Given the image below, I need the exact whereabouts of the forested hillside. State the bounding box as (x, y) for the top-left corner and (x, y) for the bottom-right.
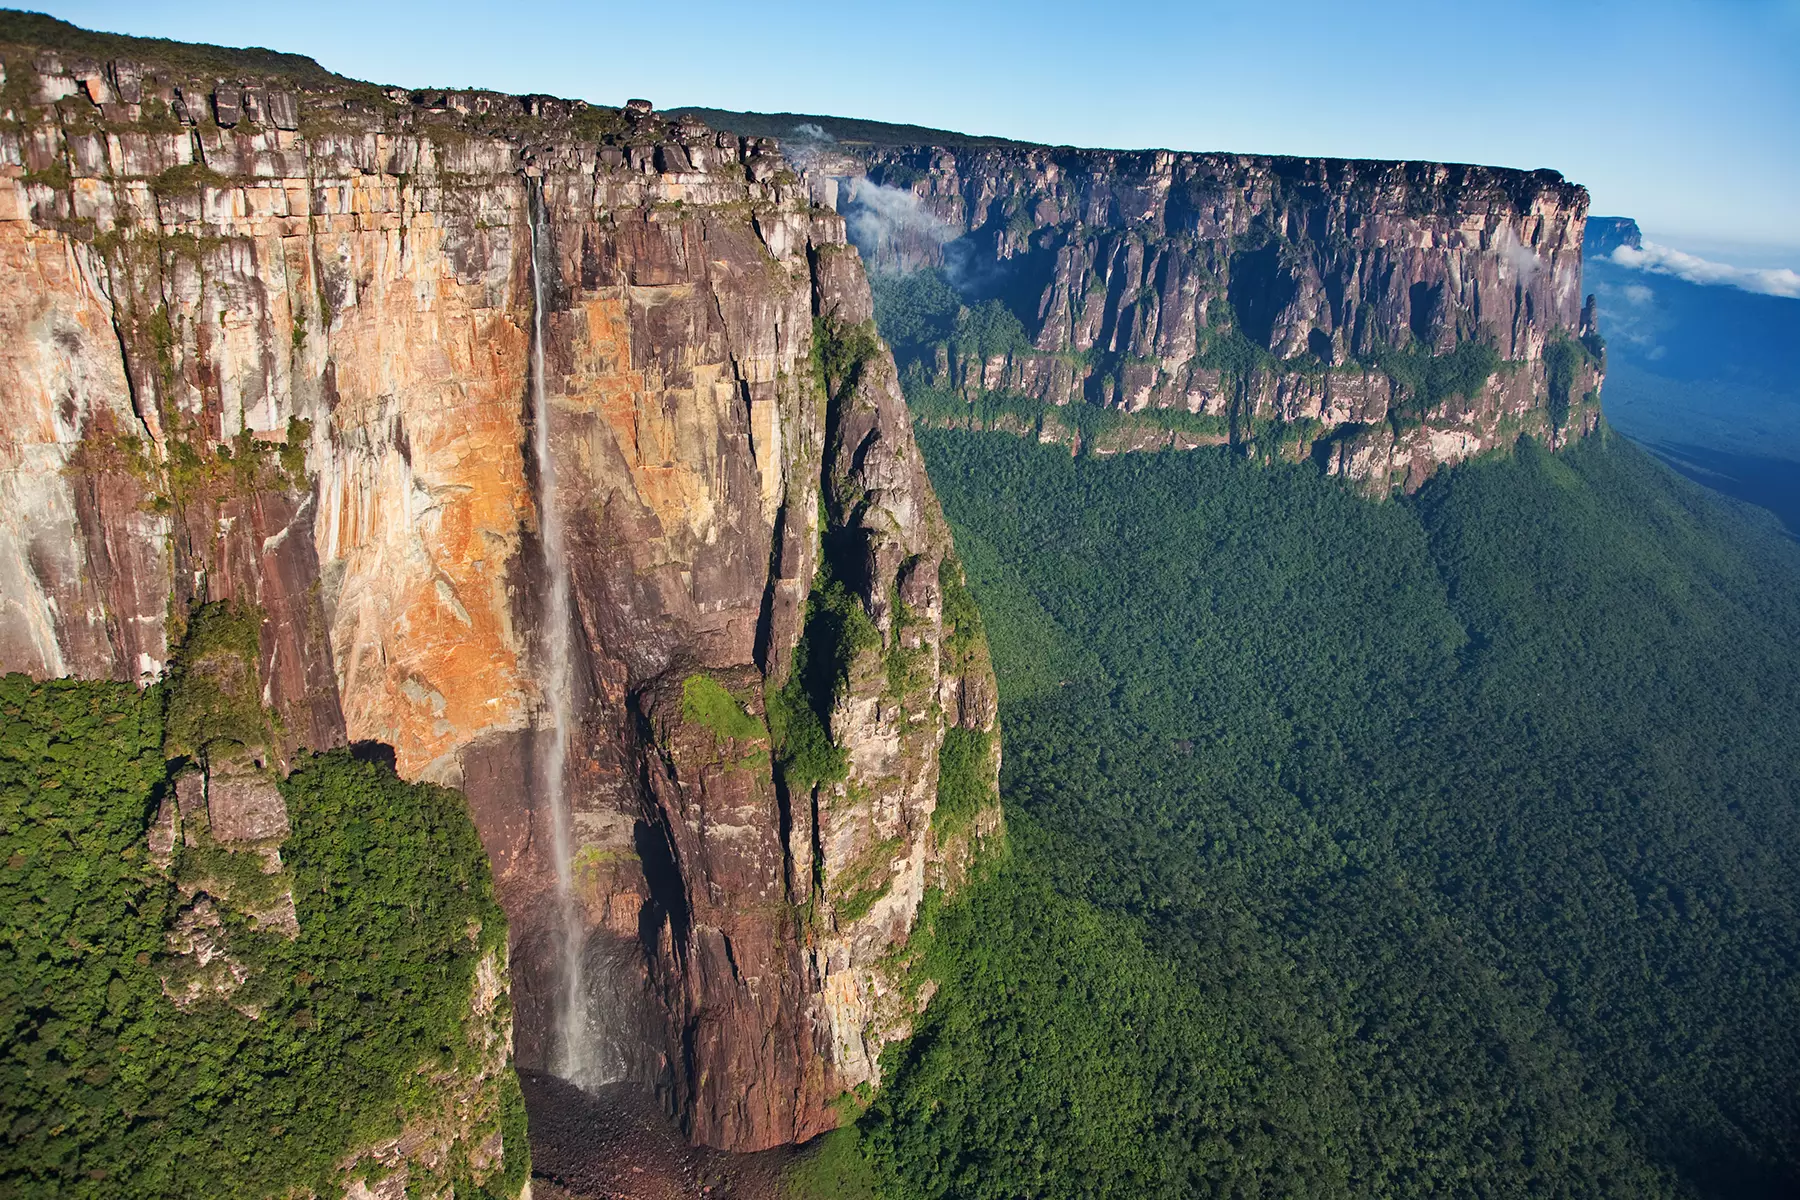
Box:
(0, 671), (527, 1197)
(810, 429), (1800, 1198)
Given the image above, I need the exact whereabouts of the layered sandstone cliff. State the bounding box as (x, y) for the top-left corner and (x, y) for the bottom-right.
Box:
(679, 111), (1606, 490)
(0, 14), (999, 1154)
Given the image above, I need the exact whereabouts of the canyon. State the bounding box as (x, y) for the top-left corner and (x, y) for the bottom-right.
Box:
(0, 12), (999, 1167)
(0, 12), (1611, 1192)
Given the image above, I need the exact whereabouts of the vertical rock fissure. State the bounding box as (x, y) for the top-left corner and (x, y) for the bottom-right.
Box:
(526, 176), (605, 1090)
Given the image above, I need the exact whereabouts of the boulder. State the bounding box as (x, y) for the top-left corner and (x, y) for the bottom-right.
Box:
(206, 772), (290, 843)
(265, 90), (300, 131)
(212, 84), (242, 127)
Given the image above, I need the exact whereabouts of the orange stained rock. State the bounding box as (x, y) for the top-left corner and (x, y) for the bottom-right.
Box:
(579, 297), (647, 462)
(0, 222), (125, 448)
(565, 294), (713, 535)
(318, 229), (536, 778)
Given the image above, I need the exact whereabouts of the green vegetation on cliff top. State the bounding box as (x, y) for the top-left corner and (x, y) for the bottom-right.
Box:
(0, 11), (341, 84)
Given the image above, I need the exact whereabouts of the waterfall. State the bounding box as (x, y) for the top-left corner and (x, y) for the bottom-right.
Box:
(526, 178), (601, 1089)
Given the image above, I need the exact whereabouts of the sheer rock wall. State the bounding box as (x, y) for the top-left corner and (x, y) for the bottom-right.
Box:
(0, 22), (999, 1153)
(777, 131), (1606, 489)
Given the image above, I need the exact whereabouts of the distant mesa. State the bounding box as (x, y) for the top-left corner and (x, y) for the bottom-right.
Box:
(1584, 216), (1643, 259)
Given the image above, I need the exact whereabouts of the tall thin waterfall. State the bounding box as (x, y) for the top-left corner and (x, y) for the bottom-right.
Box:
(526, 179), (598, 1087)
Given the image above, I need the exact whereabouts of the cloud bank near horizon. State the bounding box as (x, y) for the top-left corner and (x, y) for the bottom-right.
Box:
(1611, 242), (1800, 300)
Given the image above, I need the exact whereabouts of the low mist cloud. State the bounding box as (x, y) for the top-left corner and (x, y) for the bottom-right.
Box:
(1594, 280), (1663, 357)
(1495, 226), (1543, 281)
(780, 121), (836, 170)
(842, 179), (954, 261)
(1612, 241), (1800, 299)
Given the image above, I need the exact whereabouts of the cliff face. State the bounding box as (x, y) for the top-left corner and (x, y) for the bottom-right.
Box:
(681, 113), (1606, 490)
(0, 16), (999, 1156)
(1583, 215), (1642, 258)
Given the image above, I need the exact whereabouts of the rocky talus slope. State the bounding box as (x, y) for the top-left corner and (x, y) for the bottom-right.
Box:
(681, 110), (1607, 490)
(0, 14), (999, 1156)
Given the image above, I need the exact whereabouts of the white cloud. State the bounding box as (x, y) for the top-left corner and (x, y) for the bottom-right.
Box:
(843, 180), (953, 255)
(1592, 280), (1662, 355)
(1611, 241), (1800, 299)
(1495, 225), (1542, 281)
(779, 122), (838, 170)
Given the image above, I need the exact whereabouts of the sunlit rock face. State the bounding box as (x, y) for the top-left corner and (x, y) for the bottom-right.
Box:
(779, 134), (1604, 489)
(0, 23), (998, 1152)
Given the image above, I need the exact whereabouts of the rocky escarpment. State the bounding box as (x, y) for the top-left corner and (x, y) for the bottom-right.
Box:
(680, 111), (1607, 491)
(0, 13), (999, 1158)
(1583, 215), (1642, 258)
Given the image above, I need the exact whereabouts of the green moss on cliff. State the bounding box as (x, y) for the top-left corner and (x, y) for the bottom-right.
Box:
(161, 600), (271, 765)
(767, 681), (847, 798)
(938, 555), (985, 673)
(681, 673), (766, 744)
(20, 158), (71, 192)
(881, 590), (932, 706)
(769, 570), (877, 797)
(1365, 336), (1502, 420)
(812, 316), (883, 405)
(147, 163), (237, 199)
(832, 836), (904, 924)
(1543, 333), (1601, 431)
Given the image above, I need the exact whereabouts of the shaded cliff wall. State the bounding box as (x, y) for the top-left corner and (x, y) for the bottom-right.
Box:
(858, 146), (1602, 487)
(0, 17), (999, 1153)
(677, 113), (1606, 490)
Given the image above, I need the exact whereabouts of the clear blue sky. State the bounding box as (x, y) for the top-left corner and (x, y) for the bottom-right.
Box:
(31, 0), (1800, 254)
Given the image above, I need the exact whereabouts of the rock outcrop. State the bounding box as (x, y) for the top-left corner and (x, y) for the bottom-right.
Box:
(148, 690), (521, 1198)
(680, 110), (1607, 491)
(0, 14), (1000, 1155)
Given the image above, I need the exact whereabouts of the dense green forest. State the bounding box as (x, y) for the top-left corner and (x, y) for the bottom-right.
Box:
(801, 426), (1800, 1198)
(0, 666), (526, 1196)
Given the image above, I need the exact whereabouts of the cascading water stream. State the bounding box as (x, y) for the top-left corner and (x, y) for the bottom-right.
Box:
(526, 178), (599, 1088)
